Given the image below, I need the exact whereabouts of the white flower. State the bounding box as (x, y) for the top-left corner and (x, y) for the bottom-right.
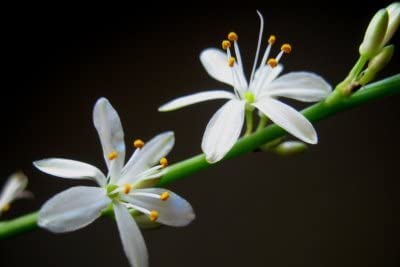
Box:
(0, 172), (31, 216)
(159, 12), (332, 163)
(34, 97), (195, 267)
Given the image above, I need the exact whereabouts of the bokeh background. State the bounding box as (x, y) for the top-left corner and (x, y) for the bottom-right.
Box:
(1, 2), (399, 266)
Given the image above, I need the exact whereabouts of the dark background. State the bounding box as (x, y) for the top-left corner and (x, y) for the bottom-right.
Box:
(1, 2), (399, 267)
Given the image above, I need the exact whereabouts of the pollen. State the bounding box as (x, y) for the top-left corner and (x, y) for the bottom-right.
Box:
(1, 203), (10, 212)
(227, 32), (238, 41)
(228, 57), (236, 67)
(160, 157), (168, 168)
(222, 40), (231, 50)
(108, 151), (118, 160)
(268, 35), (276, 44)
(160, 191), (170, 201)
(123, 184), (133, 194)
(267, 58), (278, 68)
(133, 139), (144, 148)
(281, 44), (292, 54)
(149, 210), (159, 222)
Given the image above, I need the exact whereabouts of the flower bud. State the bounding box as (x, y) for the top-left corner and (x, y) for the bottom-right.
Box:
(359, 9), (389, 57)
(359, 45), (395, 85)
(274, 141), (307, 156)
(383, 2), (400, 45)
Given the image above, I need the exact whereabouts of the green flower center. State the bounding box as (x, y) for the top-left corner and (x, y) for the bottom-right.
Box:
(106, 184), (119, 199)
(244, 91), (255, 103)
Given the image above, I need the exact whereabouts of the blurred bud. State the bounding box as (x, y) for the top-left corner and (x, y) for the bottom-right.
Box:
(359, 45), (395, 85)
(274, 141), (308, 156)
(383, 2), (400, 45)
(359, 9), (389, 57)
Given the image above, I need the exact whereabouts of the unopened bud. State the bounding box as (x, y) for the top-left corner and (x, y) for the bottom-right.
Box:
(383, 2), (400, 45)
(274, 141), (307, 156)
(359, 9), (389, 57)
(359, 45), (395, 85)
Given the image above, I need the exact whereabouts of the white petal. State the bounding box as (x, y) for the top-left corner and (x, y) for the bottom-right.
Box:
(253, 97), (318, 144)
(93, 97), (125, 182)
(201, 99), (245, 163)
(158, 90), (235, 112)
(251, 64), (284, 96)
(0, 172), (28, 210)
(114, 203), (148, 267)
(33, 158), (107, 187)
(119, 132), (174, 185)
(124, 188), (195, 227)
(200, 48), (234, 86)
(261, 72), (332, 102)
(38, 186), (111, 233)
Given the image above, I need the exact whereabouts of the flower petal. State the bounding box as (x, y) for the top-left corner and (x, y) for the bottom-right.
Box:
(93, 97), (125, 182)
(38, 186), (110, 233)
(253, 97), (318, 144)
(123, 188), (195, 227)
(114, 202), (148, 267)
(261, 72), (332, 102)
(119, 132), (174, 185)
(200, 48), (235, 86)
(251, 64), (284, 96)
(0, 172), (28, 211)
(158, 90), (235, 112)
(33, 158), (107, 187)
(201, 99), (245, 163)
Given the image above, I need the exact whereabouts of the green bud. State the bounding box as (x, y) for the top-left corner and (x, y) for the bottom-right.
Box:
(359, 9), (389, 57)
(274, 141), (307, 156)
(359, 45), (395, 85)
(383, 2), (400, 45)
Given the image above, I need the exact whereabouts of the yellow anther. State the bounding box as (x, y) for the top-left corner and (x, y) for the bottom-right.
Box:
(228, 57), (236, 67)
(267, 58), (278, 68)
(281, 43), (292, 54)
(160, 157), (168, 168)
(268, 35), (276, 44)
(160, 192), (170, 201)
(222, 40), (231, 50)
(149, 210), (159, 222)
(133, 139), (144, 148)
(2, 203), (10, 212)
(108, 151), (118, 160)
(123, 184), (133, 194)
(227, 32), (238, 41)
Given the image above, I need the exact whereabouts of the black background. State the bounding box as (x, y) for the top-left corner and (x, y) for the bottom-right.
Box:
(1, 2), (399, 267)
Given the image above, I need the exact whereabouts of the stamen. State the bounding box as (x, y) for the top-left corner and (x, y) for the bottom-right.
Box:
(160, 157), (168, 168)
(228, 32), (238, 41)
(228, 57), (236, 67)
(160, 192), (170, 201)
(268, 35), (276, 44)
(108, 151), (118, 160)
(267, 58), (278, 68)
(123, 184), (133, 194)
(281, 44), (292, 54)
(133, 139), (144, 148)
(2, 203), (10, 212)
(222, 40), (231, 50)
(149, 210), (159, 222)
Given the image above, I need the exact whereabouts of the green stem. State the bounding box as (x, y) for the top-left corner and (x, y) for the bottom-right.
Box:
(244, 109), (254, 136)
(0, 74), (399, 240)
(256, 115), (268, 132)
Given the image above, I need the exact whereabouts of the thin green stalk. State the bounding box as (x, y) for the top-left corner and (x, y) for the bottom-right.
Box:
(0, 74), (399, 240)
(244, 109), (254, 136)
(256, 115), (268, 132)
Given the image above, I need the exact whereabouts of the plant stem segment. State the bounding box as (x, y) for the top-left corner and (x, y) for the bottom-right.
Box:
(0, 74), (399, 240)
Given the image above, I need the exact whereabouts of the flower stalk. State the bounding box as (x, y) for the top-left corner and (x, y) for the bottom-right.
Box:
(1, 73), (399, 240)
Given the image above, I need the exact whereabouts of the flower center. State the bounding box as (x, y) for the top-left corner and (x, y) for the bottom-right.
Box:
(106, 184), (119, 199)
(244, 91), (255, 103)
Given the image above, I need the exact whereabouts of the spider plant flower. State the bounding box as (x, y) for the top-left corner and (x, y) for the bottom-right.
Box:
(0, 172), (31, 216)
(159, 12), (331, 163)
(34, 98), (195, 267)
